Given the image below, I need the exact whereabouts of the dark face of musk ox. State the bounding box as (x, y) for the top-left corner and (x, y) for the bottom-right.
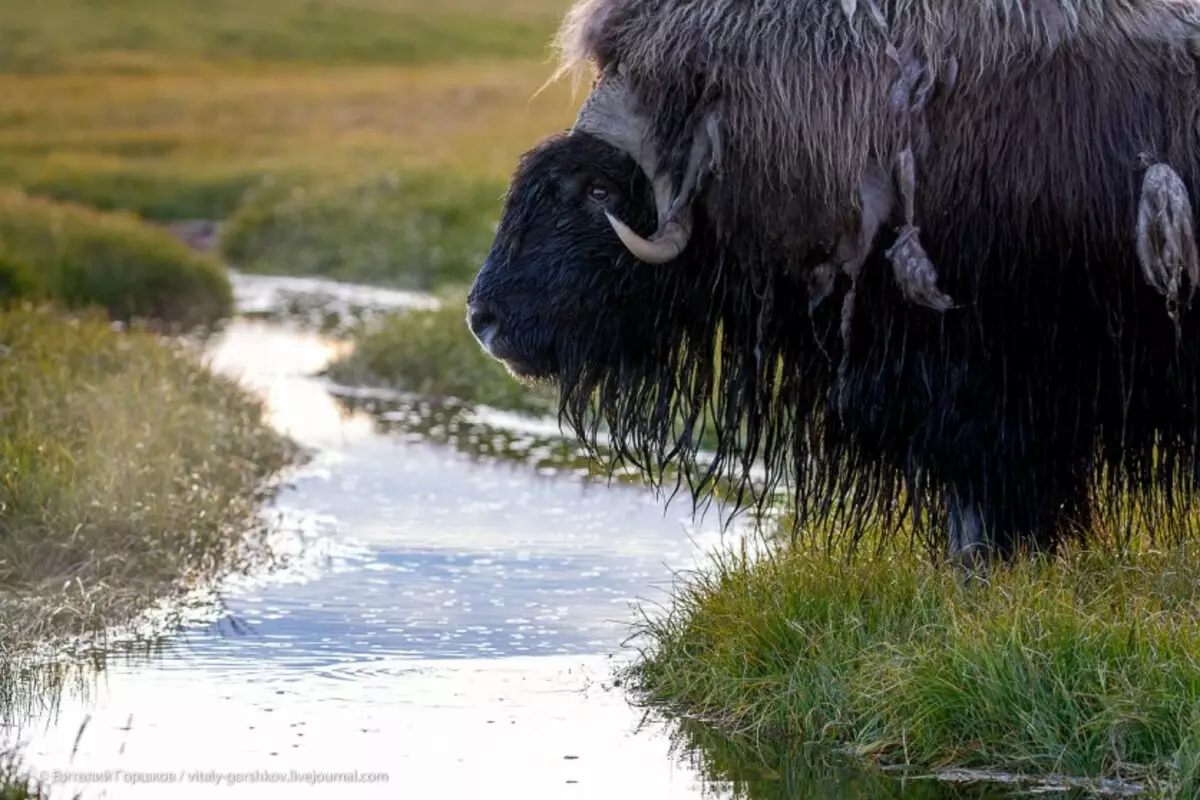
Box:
(466, 132), (678, 383)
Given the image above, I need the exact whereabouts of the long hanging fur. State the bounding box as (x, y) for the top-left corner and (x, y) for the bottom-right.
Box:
(541, 0), (1200, 557)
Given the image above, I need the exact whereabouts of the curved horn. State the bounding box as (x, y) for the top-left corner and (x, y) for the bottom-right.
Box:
(604, 210), (692, 264)
(571, 70), (691, 263)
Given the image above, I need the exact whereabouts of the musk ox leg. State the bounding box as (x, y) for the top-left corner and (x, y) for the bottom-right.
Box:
(1136, 162), (1199, 330)
(946, 490), (989, 574)
(944, 460), (1091, 573)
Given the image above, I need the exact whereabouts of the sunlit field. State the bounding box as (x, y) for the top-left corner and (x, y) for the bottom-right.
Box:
(0, 0), (577, 288)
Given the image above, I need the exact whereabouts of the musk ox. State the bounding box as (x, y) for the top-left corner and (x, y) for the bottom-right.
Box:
(466, 0), (1200, 563)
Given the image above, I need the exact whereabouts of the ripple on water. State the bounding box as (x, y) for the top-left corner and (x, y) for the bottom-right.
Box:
(5, 275), (788, 800)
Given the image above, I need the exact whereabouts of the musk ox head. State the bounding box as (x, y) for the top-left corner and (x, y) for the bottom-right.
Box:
(466, 69), (723, 384)
(465, 133), (662, 383)
(464, 67), (795, 500)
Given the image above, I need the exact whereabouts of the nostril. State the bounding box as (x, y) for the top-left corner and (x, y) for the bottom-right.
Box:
(466, 301), (499, 340)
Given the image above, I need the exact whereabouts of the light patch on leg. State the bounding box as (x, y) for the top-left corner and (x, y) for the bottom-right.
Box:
(947, 491), (989, 581)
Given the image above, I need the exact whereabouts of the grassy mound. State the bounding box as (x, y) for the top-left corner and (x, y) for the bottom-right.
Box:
(0, 304), (295, 650)
(326, 287), (555, 414)
(0, 189), (232, 328)
(629, 535), (1200, 796)
(219, 171), (504, 290)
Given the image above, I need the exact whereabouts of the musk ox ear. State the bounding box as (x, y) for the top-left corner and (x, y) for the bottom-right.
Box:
(1136, 161), (1200, 330)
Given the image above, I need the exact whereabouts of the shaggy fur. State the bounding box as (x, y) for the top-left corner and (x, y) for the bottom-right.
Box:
(553, 0), (1200, 256)
(469, 0), (1200, 559)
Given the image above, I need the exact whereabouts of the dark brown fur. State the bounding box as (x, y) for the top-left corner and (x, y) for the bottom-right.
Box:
(470, 0), (1200, 559)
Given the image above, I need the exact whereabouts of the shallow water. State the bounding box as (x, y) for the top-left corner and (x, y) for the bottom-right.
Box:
(2, 275), (1076, 799)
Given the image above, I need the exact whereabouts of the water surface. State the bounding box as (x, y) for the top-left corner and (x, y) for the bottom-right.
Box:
(3, 274), (1076, 799)
(5, 277), (736, 798)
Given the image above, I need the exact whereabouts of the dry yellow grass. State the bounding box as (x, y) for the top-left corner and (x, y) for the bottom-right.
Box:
(0, 0), (581, 214)
(0, 60), (576, 180)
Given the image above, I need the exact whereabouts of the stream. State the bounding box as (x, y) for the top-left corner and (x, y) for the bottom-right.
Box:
(1, 273), (1060, 799)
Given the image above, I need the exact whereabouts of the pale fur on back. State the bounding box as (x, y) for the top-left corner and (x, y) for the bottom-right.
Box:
(551, 0), (1200, 251)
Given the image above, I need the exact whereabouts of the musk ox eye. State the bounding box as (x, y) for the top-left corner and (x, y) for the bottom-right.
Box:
(587, 185), (610, 203)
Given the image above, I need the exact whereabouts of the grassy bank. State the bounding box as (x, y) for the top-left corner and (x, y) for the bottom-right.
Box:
(0, 189), (232, 328)
(628, 534), (1200, 797)
(326, 287), (556, 413)
(0, 304), (296, 652)
(0, 0), (576, 291)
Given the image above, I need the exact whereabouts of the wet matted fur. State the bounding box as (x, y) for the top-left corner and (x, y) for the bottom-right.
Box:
(470, 0), (1200, 560)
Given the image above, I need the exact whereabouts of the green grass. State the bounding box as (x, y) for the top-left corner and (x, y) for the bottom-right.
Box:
(326, 286), (556, 413)
(220, 171), (505, 289)
(0, 752), (52, 799)
(0, 189), (232, 328)
(0, 304), (296, 651)
(627, 532), (1200, 797)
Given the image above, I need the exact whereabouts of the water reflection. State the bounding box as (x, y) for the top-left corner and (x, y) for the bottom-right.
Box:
(230, 270), (439, 336)
(668, 719), (1087, 799)
(328, 390), (639, 484)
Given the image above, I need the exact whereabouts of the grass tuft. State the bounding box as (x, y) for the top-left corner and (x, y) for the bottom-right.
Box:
(627, 534), (1200, 796)
(0, 188), (232, 328)
(0, 304), (296, 651)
